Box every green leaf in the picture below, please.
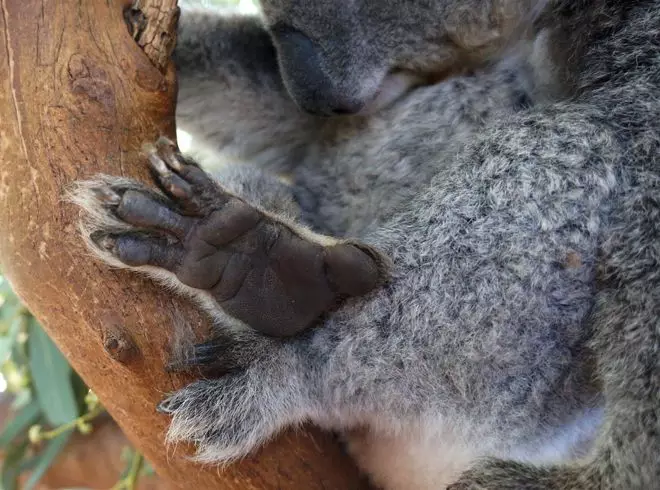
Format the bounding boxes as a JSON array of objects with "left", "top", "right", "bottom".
[
  {"left": 0, "top": 303, "right": 20, "bottom": 334},
  {"left": 119, "top": 447, "right": 135, "bottom": 480},
  {"left": 0, "top": 402, "right": 40, "bottom": 449},
  {"left": 0, "top": 315, "right": 25, "bottom": 363},
  {"left": 141, "top": 458, "right": 155, "bottom": 477},
  {"left": 10, "top": 390, "right": 32, "bottom": 410},
  {"left": 0, "top": 276, "right": 14, "bottom": 297},
  {"left": 27, "top": 320, "right": 79, "bottom": 426},
  {"left": 70, "top": 371, "right": 91, "bottom": 415},
  {"left": 1, "top": 439, "right": 29, "bottom": 490},
  {"left": 10, "top": 333, "right": 28, "bottom": 366},
  {"left": 22, "top": 431, "right": 72, "bottom": 490}
]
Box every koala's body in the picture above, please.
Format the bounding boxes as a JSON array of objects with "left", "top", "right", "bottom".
[{"left": 72, "top": 0, "right": 660, "bottom": 488}]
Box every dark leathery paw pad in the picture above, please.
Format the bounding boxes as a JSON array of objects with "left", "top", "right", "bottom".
[{"left": 324, "top": 243, "right": 383, "bottom": 296}]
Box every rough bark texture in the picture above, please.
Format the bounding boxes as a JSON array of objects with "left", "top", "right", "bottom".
[
  {"left": 125, "top": 0, "right": 180, "bottom": 72},
  {"left": 0, "top": 0, "right": 368, "bottom": 488}
]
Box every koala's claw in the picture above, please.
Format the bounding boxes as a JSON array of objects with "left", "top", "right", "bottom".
[
  {"left": 91, "top": 186, "right": 121, "bottom": 205},
  {"left": 75, "top": 139, "right": 388, "bottom": 337},
  {"left": 156, "top": 396, "right": 181, "bottom": 415},
  {"left": 149, "top": 137, "right": 186, "bottom": 172},
  {"left": 146, "top": 137, "right": 222, "bottom": 214},
  {"left": 166, "top": 329, "right": 277, "bottom": 376},
  {"left": 93, "top": 232, "right": 117, "bottom": 252},
  {"left": 150, "top": 155, "right": 194, "bottom": 201}
]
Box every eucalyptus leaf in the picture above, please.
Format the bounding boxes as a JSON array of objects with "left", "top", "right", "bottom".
[
  {"left": 1, "top": 439, "right": 28, "bottom": 490},
  {"left": 118, "top": 448, "right": 134, "bottom": 480},
  {"left": 10, "top": 390, "right": 32, "bottom": 410},
  {"left": 0, "top": 285, "right": 19, "bottom": 312},
  {"left": 70, "top": 371, "right": 90, "bottom": 414},
  {"left": 141, "top": 458, "right": 155, "bottom": 477},
  {"left": 23, "top": 431, "right": 72, "bottom": 490},
  {"left": 0, "top": 276, "right": 13, "bottom": 297},
  {"left": 0, "top": 402, "right": 40, "bottom": 449},
  {"left": 0, "top": 302, "right": 20, "bottom": 333},
  {"left": 0, "top": 316, "right": 25, "bottom": 363},
  {"left": 10, "top": 333, "right": 28, "bottom": 365},
  {"left": 27, "top": 320, "right": 79, "bottom": 426}
]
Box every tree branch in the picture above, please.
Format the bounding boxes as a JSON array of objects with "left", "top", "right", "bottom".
[{"left": 0, "top": 0, "right": 368, "bottom": 488}]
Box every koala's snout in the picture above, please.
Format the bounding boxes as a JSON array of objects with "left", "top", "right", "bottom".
[{"left": 272, "top": 26, "right": 365, "bottom": 116}]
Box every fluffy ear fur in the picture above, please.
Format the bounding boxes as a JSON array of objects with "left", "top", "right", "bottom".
[{"left": 74, "top": 0, "right": 660, "bottom": 488}]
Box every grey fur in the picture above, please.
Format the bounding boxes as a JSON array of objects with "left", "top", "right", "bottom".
[{"left": 72, "top": 0, "right": 659, "bottom": 488}]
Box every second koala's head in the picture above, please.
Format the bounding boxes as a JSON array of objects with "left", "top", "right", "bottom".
[{"left": 259, "top": 0, "right": 546, "bottom": 116}]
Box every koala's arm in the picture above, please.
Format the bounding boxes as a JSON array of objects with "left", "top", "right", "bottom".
[{"left": 175, "top": 11, "right": 321, "bottom": 172}]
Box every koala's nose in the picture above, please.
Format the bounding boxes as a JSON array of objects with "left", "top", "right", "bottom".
[
  {"left": 271, "top": 26, "right": 364, "bottom": 116},
  {"left": 327, "top": 100, "right": 364, "bottom": 116}
]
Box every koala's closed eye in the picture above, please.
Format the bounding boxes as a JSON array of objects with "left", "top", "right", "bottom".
[{"left": 269, "top": 23, "right": 319, "bottom": 72}]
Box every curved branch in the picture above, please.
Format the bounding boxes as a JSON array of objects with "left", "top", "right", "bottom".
[{"left": 0, "top": 0, "right": 368, "bottom": 488}]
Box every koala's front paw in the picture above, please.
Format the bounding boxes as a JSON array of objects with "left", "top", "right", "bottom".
[{"left": 72, "top": 137, "right": 388, "bottom": 337}]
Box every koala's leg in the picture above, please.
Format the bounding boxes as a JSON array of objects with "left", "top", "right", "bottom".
[
  {"left": 175, "top": 11, "right": 321, "bottom": 173},
  {"left": 71, "top": 75, "right": 605, "bottom": 478},
  {"left": 70, "top": 138, "right": 389, "bottom": 339}
]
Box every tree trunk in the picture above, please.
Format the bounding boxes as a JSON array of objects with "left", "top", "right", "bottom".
[{"left": 0, "top": 1, "right": 368, "bottom": 488}]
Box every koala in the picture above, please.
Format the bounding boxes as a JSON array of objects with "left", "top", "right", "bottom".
[{"left": 71, "top": 0, "right": 660, "bottom": 488}]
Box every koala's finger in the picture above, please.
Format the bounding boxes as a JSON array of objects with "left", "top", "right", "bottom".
[
  {"left": 95, "top": 232, "right": 184, "bottom": 271},
  {"left": 116, "top": 190, "right": 194, "bottom": 239}
]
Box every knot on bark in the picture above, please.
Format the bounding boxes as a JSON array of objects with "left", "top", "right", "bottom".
[
  {"left": 68, "top": 54, "right": 116, "bottom": 115},
  {"left": 101, "top": 322, "right": 139, "bottom": 364}
]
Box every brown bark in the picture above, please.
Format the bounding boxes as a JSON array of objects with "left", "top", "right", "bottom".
[{"left": 0, "top": 1, "right": 368, "bottom": 489}]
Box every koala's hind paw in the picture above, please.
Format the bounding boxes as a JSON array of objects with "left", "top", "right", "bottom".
[
  {"left": 157, "top": 372, "right": 289, "bottom": 464},
  {"left": 155, "top": 329, "right": 300, "bottom": 463},
  {"left": 72, "top": 137, "right": 388, "bottom": 337}
]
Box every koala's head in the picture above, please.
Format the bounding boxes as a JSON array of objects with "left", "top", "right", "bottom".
[{"left": 260, "top": 0, "right": 545, "bottom": 116}]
